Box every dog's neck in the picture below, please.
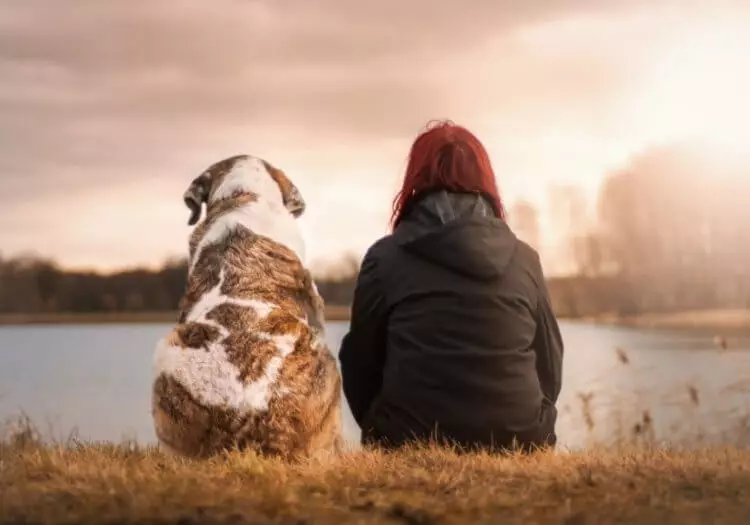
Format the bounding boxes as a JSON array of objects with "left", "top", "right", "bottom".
[
  {"left": 206, "top": 191, "right": 258, "bottom": 218},
  {"left": 222, "top": 188, "right": 256, "bottom": 201},
  {"left": 189, "top": 195, "right": 306, "bottom": 276}
]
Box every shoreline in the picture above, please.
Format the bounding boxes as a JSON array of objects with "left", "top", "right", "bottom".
[
  {"left": 580, "top": 309, "right": 750, "bottom": 333},
  {"left": 0, "top": 308, "right": 749, "bottom": 333},
  {"left": 0, "top": 304, "right": 351, "bottom": 326}
]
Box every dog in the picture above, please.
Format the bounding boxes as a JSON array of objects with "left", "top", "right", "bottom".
[{"left": 151, "top": 154, "right": 343, "bottom": 461}]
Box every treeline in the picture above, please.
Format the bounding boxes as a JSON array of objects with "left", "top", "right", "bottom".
[
  {"left": 0, "top": 255, "right": 358, "bottom": 315},
  {"left": 1, "top": 143, "right": 748, "bottom": 319},
  {"left": 537, "top": 144, "right": 750, "bottom": 317}
]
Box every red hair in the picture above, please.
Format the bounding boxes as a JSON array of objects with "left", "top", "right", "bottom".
[{"left": 390, "top": 120, "right": 505, "bottom": 229}]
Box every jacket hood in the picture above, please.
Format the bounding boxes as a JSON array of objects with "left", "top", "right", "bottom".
[{"left": 394, "top": 190, "right": 518, "bottom": 280}]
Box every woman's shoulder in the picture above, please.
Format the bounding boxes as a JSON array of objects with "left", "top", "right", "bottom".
[
  {"left": 362, "top": 233, "right": 397, "bottom": 261},
  {"left": 356, "top": 233, "right": 408, "bottom": 283},
  {"left": 510, "top": 238, "right": 547, "bottom": 287},
  {"left": 513, "top": 238, "right": 542, "bottom": 266}
]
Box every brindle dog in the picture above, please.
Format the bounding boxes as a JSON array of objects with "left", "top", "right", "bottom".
[{"left": 152, "top": 154, "right": 342, "bottom": 461}]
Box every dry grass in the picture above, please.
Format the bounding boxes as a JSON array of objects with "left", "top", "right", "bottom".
[{"left": 2, "top": 418, "right": 750, "bottom": 525}]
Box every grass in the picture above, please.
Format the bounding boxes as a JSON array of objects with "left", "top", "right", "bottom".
[{"left": 2, "top": 413, "right": 750, "bottom": 525}]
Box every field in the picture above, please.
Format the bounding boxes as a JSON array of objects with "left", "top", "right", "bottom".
[{"left": 1, "top": 419, "right": 750, "bottom": 525}]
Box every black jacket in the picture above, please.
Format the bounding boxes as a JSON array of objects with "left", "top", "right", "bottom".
[{"left": 338, "top": 190, "right": 564, "bottom": 452}]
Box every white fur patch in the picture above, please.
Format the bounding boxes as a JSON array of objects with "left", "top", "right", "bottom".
[
  {"left": 189, "top": 156, "right": 306, "bottom": 273},
  {"left": 153, "top": 268, "right": 297, "bottom": 413},
  {"left": 210, "top": 156, "right": 278, "bottom": 204}
]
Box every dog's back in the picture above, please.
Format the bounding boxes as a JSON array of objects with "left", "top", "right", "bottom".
[{"left": 151, "top": 155, "right": 342, "bottom": 460}]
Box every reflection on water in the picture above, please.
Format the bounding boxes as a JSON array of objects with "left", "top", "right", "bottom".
[{"left": 1, "top": 321, "right": 749, "bottom": 450}]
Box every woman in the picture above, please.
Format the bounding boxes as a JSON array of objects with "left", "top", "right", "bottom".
[{"left": 338, "top": 120, "right": 564, "bottom": 453}]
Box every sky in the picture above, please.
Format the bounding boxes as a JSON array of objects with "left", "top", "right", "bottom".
[{"left": 1, "top": 0, "right": 749, "bottom": 275}]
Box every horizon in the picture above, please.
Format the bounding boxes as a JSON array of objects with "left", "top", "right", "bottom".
[{"left": 2, "top": 1, "right": 750, "bottom": 277}]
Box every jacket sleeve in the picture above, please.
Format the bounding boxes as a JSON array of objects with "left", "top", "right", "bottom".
[
  {"left": 338, "top": 248, "right": 388, "bottom": 427},
  {"left": 532, "top": 261, "right": 564, "bottom": 405}
]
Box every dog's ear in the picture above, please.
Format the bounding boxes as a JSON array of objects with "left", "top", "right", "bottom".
[
  {"left": 262, "top": 160, "right": 306, "bottom": 218},
  {"left": 183, "top": 174, "right": 212, "bottom": 226}
]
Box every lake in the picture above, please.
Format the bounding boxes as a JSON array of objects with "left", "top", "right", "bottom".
[{"left": 1, "top": 321, "right": 749, "bottom": 450}]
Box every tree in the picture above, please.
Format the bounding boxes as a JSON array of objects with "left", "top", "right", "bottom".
[
  {"left": 508, "top": 200, "right": 541, "bottom": 250},
  {"left": 596, "top": 143, "right": 750, "bottom": 313},
  {"left": 572, "top": 233, "right": 605, "bottom": 278},
  {"left": 547, "top": 184, "right": 590, "bottom": 276}
]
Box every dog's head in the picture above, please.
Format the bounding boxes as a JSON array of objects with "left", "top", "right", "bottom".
[{"left": 183, "top": 154, "right": 306, "bottom": 226}]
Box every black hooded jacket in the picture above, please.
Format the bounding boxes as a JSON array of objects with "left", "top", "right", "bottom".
[{"left": 338, "top": 190, "right": 564, "bottom": 451}]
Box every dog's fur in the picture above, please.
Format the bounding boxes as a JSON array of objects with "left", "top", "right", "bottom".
[{"left": 151, "top": 154, "right": 342, "bottom": 460}]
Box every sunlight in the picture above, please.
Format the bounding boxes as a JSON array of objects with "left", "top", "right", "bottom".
[{"left": 626, "top": 18, "right": 750, "bottom": 172}]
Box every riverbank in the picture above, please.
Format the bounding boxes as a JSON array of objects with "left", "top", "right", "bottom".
[
  {"left": 583, "top": 309, "right": 750, "bottom": 333},
  {"left": 2, "top": 308, "right": 750, "bottom": 333},
  {"left": 2, "top": 435, "right": 749, "bottom": 525},
  {"left": 0, "top": 304, "right": 352, "bottom": 325}
]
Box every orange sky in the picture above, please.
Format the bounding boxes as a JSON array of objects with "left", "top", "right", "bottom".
[{"left": 1, "top": 1, "right": 749, "bottom": 275}]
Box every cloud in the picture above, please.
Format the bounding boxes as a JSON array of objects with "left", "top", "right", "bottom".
[
  {"left": 0, "top": 1, "right": 644, "bottom": 176},
  {"left": 2, "top": 0, "right": 745, "bottom": 269}
]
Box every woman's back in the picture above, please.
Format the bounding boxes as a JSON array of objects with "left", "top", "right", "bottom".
[
  {"left": 340, "top": 191, "right": 561, "bottom": 451},
  {"left": 338, "top": 120, "right": 563, "bottom": 452}
]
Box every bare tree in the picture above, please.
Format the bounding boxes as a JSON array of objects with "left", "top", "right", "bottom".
[
  {"left": 508, "top": 199, "right": 542, "bottom": 250},
  {"left": 596, "top": 143, "right": 750, "bottom": 314}
]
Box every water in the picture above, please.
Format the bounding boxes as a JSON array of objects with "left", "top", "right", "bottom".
[{"left": 1, "top": 321, "right": 749, "bottom": 450}]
